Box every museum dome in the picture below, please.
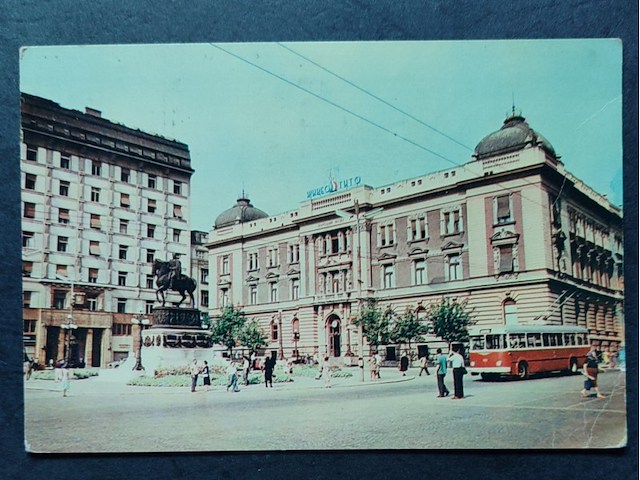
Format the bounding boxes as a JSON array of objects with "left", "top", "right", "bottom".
[
  {"left": 214, "top": 196, "right": 269, "bottom": 229},
  {"left": 474, "top": 112, "right": 556, "bottom": 160}
]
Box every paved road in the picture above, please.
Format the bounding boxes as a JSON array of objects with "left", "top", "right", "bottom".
[{"left": 25, "top": 368, "right": 627, "bottom": 453}]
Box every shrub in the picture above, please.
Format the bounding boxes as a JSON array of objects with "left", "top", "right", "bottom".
[{"left": 292, "top": 365, "right": 321, "bottom": 377}]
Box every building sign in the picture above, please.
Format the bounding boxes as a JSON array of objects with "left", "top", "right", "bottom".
[{"left": 306, "top": 176, "right": 362, "bottom": 200}]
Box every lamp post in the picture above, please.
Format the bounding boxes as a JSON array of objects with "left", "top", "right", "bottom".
[
  {"left": 132, "top": 312, "right": 150, "bottom": 371},
  {"left": 336, "top": 200, "right": 383, "bottom": 382},
  {"left": 278, "top": 309, "right": 284, "bottom": 360},
  {"left": 61, "top": 314, "right": 77, "bottom": 365}
]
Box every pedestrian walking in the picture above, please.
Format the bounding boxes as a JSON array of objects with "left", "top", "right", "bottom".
[
  {"left": 189, "top": 358, "right": 200, "bottom": 393},
  {"left": 581, "top": 346, "right": 606, "bottom": 399},
  {"left": 226, "top": 361, "right": 239, "bottom": 392},
  {"left": 418, "top": 351, "right": 431, "bottom": 376},
  {"left": 264, "top": 353, "right": 275, "bottom": 388},
  {"left": 449, "top": 345, "right": 465, "bottom": 400},
  {"left": 321, "top": 356, "right": 332, "bottom": 388},
  {"left": 57, "top": 362, "right": 71, "bottom": 397},
  {"left": 242, "top": 355, "right": 251, "bottom": 386},
  {"left": 372, "top": 351, "right": 382, "bottom": 379},
  {"left": 399, "top": 351, "right": 409, "bottom": 376},
  {"left": 435, "top": 348, "right": 450, "bottom": 397},
  {"left": 201, "top": 360, "right": 211, "bottom": 391}
]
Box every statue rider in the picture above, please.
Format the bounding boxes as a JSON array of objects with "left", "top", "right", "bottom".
[{"left": 168, "top": 253, "right": 182, "bottom": 289}]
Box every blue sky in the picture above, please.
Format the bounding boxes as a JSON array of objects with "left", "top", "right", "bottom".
[{"left": 20, "top": 40, "right": 622, "bottom": 232}]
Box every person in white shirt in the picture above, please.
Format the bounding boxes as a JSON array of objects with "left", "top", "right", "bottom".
[{"left": 449, "top": 345, "right": 466, "bottom": 399}]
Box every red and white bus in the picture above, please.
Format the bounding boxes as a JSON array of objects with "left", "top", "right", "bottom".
[{"left": 468, "top": 325, "right": 590, "bottom": 380}]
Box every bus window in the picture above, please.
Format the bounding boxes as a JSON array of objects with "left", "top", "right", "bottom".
[
  {"left": 486, "top": 334, "right": 504, "bottom": 349},
  {"left": 527, "top": 333, "right": 542, "bottom": 348},
  {"left": 564, "top": 333, "right": 575, "bottom": 346},
  {"left": 543, "top": 333, "right": 550, "bottom": 347},
  {"left": 576, "top": 333, "right": 587, "bottom": 345},
  {"left": 509, "top": 333, "right": 526, "bottom": 349},
  {"left": 470, "top": 336, "right": 485, "bottom": 351},
  {"left": 554, "top": 333, "right": 563, "bottom": 346}
]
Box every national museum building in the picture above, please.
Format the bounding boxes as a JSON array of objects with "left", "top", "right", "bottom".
[
  {"left": 21, "top": 94, "right": 194, "bottom": 367},
  {"left": 206, "top": 113, "right": 624, "bottom": 362}
]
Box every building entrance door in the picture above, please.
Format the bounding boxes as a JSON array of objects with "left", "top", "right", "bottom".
[{"left": 327, "top": 316, "right": 341, "bottom": 357}]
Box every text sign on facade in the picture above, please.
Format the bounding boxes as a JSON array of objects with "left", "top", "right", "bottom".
[{"left": 306, "top": 176, "right": 362, "bottom": 200}]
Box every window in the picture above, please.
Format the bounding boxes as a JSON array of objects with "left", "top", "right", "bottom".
[
  {"left": 408, "top": 216, "right": 427, "bottom": 241},
  {"left": 112, "top": 323, "right": 132, "bottom": 336},
  {"left": 270, "top": 282, "right": 278, "bottom": 302},
  {"left": 220, "top": 288, "right": 229, "bottom": 307},
  {"left": 89, "top": 268, "right": 99, "bottom": 284},
  {"left": 119, "top": 219, "right": 129, "bottom": 234},
  {"left": 57, "top": 236, "right": 68, "bottom": 253},
  {"left": 146, "top": 275, "right": 154, "bottom": 289},
  {"left": 201, "top": 290, "right": 209, "bottom": 307},
  {"left": 116, "top": 298, "right": 127, "bottom": 314},
  {"left": 147, "top": 199, "right": 156, "bottom": 213},
  {"left": 89, "top": 241, "right": 100, "bottom": 256},
  {"left": 173, "top": 229, "right": 181, "bottom": 242},
  {"left": 526, "top": 332, "right": 542, "bottom": 348},
  {"left": 24, "top": 202, "right": 36, "bottom": 219},
  {"left": 268, "top": 248, "right": 279, "bottom": 267},
  {"left": 24, "top": 173, "right": 36, "bottom": 190},
  {"left": 60, "top": 154, "right": 70, "bottom": 169},
  {"left": 447, "top": 253, "right": 462, "bottom": 281},
  {"left": 173, "top": 205, "right": 183, "bottom": 218},
  {"left": 90, "top": 214, "right": 101, "bottom": 229},
  {"left": 22, "top": 231, "right": 34, "bottom": 247},
  {"left": 485, "top": 334, "right": 504, "bottom": 350},
  {"left": 87, "top": 296, "right": 98, "bottom": 311},
  {"left": 221, "top": 255, "right": 230, "bottom": 275},
  {"left": 26, "top": 146, "right": 37, "bottom": 162},
  {"left": 118, "top": 271, "right": 127, "bottom": 286},
  {"left": 382, "top": 264, "right": 395, "bottom": 289},
  {"left": 508, "top": 333, "right": 526, "bottom": 349},
  {"left": 249, "top": 285, "right": 257, "bottom": 305},
  {"left": 91, "top": 187, "right": 100, "bottom": 202},
  {"left": 291, "top": 278, "right": 300, "bottom": 300},
  {"left": 248, "top": 252, "right": 259, "bottom": 271},
  {"left": 443, "top": 209, "right": 462, "bottom": 235},
  {"left": 378, "top": 223, "right": 396, "bottom": 247},
  {"left": 119, "top": 245, "right": 128, "bottom": 260},
  {"left": 496, "top": 195, "right": 512, "bottom": 224},
  {"left": 146, "top": 249, "right": 155, "bottom": 263},
  {"left": 145, "top": 301, "right": 154, "bottom": 315},
  {"left": 91, "top": 161, "right": 101, "bottom": 176},
  {"left": 56, "top": 264, "right": 68, "bottom": 277},
  {"left": 504, "top": 300, "right": 518, "bottom": 325},
  {"left": 413, "top": 259, "right": 427, "bottom": 285},
  {"left": 498, "top": 245, "right": 514, "bottom": 273},
  {"left": 58, "top": 209, "right": 70, "bottom": 224},
  {"left": 59, "top": 181, "right": 69, "bottom": 196},
  {"left": 24, "top": 319, "right": 36, "bottom": 333},
  {"left": 148, "top": 174, "right": 156, "bottom": 189},
  {"left": 121, "top": 168, "right": 130, "bottom": 183},
  {"left": 22, "top": 261, "right": 33, "bottom": 277},
  {"left": 271, "top": 321, "right": 279, "bottom": 341},
  {"left": 23, "top": 291, "right": 32, "bottom": 308},
  {"left": 173, "top": 181, "right": 182, "bottom": 195},
  {"left": 288, "top": 244, "right": 300, "bottom": 263},
  {"left": 147, "top": 224, "right": 155, "bottom": 238},
  {"left": 120, "top": 193, "right": 130, "bottom": 208},
  {"left": 201, "top": 269, "right": 209, "bottom": 284},
  {"left": 53, "top": 290, "right": 66, "bottom": 309}
]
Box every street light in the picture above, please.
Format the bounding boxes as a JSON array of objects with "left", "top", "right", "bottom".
[
  {"left": 132, "top": 312, "right": 150, "bottom": 371},
  {"left": 336, "top": 200, "right": 384, "bottom": 382},
  {"left": 61, "top": 314, "right": 77, "bottom": 365}
]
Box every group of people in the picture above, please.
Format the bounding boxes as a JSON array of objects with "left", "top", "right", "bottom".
[
  {"left": 188, "top": 353, "right": 279, "bottom": 393},
  {"left": 397, "top": 346, "right": 466, "bottom": 399}
]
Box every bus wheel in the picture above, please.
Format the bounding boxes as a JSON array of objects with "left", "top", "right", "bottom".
[
  {"left": 569, "top": 358, "right": 579, "bottom": 374},
  {"left": 517, "top": 362, "right": 529, "bottom": 380}
]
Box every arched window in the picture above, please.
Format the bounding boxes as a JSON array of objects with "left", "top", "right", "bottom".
[{"left": 503, "top": 299, "right": 518, "bottom": 325}]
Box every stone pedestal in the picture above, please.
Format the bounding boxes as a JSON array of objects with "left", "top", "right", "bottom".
[{"left": 140, "top": 307, "right": 216, "bottom": 375}]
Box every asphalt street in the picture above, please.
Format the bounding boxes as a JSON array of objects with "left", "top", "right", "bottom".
[{"left": 24, "top": 368, "right": 627, "bottom": 453}]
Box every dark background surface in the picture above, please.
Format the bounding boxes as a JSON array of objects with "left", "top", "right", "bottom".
[{"left": 1, "top": 1, "right": 637, "bottom": 479}]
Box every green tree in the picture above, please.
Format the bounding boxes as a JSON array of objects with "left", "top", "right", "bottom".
[
  {"left": 428, "top": 298, "right": 474, "bottom": 344},
  {"left": 354, "top": 299, "right": 394, "bottom": 349},
  {"left": 238, "top": 319, "right": 268, "bottom": 358},
  {"left": 210, "top": 305, "right": 246, "bottom": 356},
  {"left": 390, "top": 307, "right": 430, "bottom": 352}
]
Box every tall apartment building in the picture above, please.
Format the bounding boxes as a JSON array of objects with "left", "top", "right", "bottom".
[
  {"left": 21, "top": 93, "right": 193, "bottom": 367},
  {"left": 206, "top": 113, "right": 624, "bottom": 362}
]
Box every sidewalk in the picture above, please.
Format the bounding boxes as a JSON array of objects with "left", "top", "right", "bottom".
[{"left": 25, "top": 367, "right": 428, "bottom": 395}]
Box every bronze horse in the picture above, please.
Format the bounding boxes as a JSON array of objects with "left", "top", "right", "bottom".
[{"left": 152, "top": 259, "right": 197, "bottom": 308}]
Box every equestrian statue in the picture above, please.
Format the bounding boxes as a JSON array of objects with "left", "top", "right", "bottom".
[{"left": 153, "top": 254, "right": 197, "bottom": 307}]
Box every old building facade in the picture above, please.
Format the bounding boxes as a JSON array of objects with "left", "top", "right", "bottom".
[
  {"left": 21, "top": 94, "right": 193, "bottom": 367},
  {"left": 206, "top": 114, "right": 624, "bottom": 363}
]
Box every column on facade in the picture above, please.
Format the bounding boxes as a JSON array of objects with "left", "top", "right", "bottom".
[
  {"left": 102, "top": 326, "right": 112, "bottom": 367},
  {"left": 316, "top": 306, "right": 326, "bottom": 357},
  {"left": 84, "top": 328, "right": 94, "bottom": 366},
  {"left": 57, "top": 328, "right": 66, "bottom": 362},
  {"left": 307, "top": 235, "right": 316, "bottom": 296},
  {"left": 360, "top": 223, "right": 373, "bottom": 291}
]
